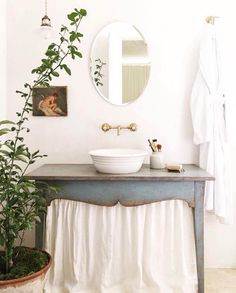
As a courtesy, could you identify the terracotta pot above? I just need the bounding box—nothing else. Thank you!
[0,249,52,293]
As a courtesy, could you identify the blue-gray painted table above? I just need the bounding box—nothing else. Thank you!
[26,164,214,293]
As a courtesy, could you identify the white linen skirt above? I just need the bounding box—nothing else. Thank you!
[44,199,197,293]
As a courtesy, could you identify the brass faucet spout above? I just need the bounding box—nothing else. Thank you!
[101,123,137,135]
[117,125,121,136]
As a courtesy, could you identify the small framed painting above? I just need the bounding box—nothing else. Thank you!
[32,86,67,117]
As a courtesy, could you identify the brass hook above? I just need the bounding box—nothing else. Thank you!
[205,16,220,25]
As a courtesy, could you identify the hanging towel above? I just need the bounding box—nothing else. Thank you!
[190,23,233,224]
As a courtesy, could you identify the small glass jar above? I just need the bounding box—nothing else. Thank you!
[150,152,165,169]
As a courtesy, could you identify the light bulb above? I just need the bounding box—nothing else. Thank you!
[40,25,53,40]
[40,15,53,39]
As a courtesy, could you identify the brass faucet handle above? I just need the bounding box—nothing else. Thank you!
[101,123,111,132]
[101,122,137,134]
[128,123,137,132]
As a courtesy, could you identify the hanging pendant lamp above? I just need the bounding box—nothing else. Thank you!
[40,0,53,39]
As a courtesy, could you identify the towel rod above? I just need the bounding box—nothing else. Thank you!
[205,16,220,25]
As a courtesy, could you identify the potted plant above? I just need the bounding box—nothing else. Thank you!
[0,7,86,291]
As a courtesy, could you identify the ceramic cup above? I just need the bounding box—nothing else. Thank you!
[150,152,165,169]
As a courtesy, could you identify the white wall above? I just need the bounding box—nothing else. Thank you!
[6,0,236,268]
[0,0,6,120]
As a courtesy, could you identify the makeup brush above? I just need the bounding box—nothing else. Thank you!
[148,139,156,152]
[157,144,162,151]
[152,139,158,152]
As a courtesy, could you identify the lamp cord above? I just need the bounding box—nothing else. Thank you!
[45,0,48,16]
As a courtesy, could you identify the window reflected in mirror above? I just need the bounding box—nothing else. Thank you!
[90,22,151,106]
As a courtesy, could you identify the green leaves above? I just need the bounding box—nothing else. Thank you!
[60,25,68,33]
[51,71,60,77]
[0,233,5,246]
[93,58,106,87]
[69,31,83,42]
[79,9,87,16]
[67,8,87,25]
[67,12,78,22]
[69,31,77,42]
[67,8,87,21]
[48,43,56,50]
[0,7,87,274]
[0,120,15,136]
[0,120,15,126]
[45,49,58,58]
[61,64,71,75]
[0,149,11,156]
[0,128,11,136]
[68,45,82,59]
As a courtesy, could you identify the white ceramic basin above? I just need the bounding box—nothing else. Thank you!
[89,148,147,174]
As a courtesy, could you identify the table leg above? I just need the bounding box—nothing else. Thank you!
[35,211,45,250]
[193,181,205,293]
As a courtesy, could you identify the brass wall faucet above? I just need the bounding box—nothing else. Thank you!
[101,123,137,136]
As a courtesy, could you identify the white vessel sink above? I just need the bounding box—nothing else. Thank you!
[89,148,147,174]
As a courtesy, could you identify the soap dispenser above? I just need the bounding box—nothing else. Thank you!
[150,144,165,169]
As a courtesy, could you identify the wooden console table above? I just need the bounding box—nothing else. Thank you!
[26,164,214,293]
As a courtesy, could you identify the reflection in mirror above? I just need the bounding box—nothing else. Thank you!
[90,22,151,105]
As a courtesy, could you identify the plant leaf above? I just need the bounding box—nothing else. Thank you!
[67,12,78,22]
[0,128,11,136]
[15,155,28,163]
[79,9,87,16]
[74,51,82,58]
[0,120,15,126]
[62,64,71,75]
[51,71,59,77]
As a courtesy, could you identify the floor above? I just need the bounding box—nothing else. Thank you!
[205,269,236,293]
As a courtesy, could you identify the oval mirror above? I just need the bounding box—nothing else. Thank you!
[90,22,151,106]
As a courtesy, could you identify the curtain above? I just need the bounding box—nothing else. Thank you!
[122,65,150,103]
[44,199,197,293]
